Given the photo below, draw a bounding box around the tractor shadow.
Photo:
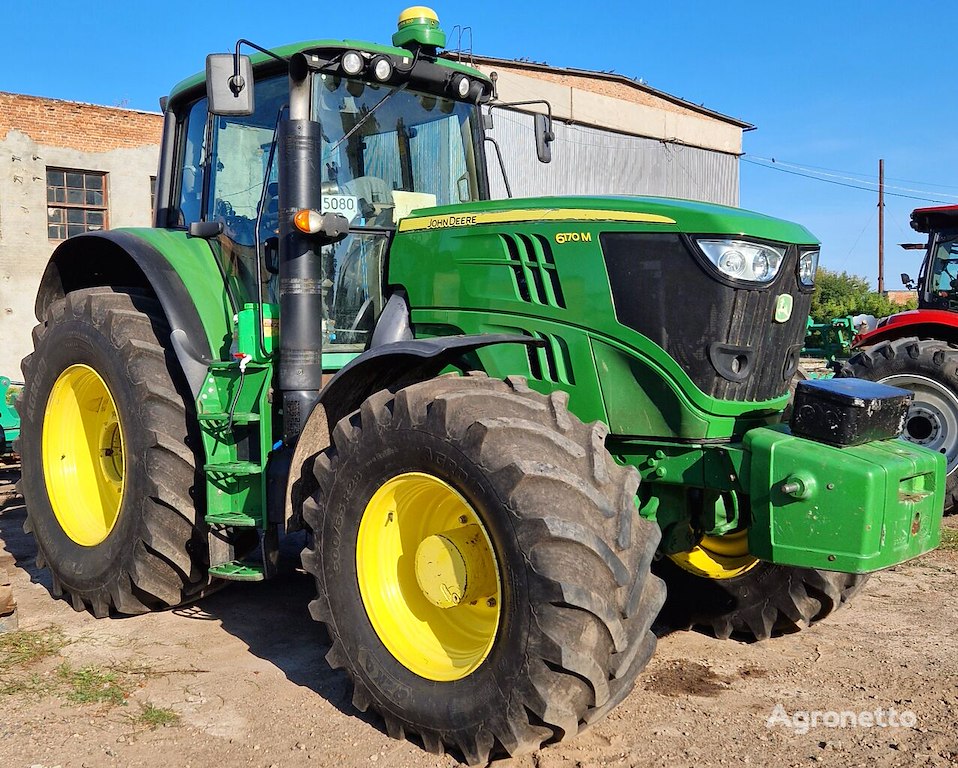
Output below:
[177,533,388,734]
[0,465,55,595]
[0,465,384,734]
[178,534,382,711]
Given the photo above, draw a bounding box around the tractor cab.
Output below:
[906,205,958,310]
[165,13,497,358]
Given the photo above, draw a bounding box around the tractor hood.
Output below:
[396,195,819,245]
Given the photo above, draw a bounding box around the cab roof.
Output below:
[912,205,958,233]
[168,38,490,103]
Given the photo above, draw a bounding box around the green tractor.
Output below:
[17,7,944,763]
[1,376,21,460]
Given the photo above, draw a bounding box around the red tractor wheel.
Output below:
[839,336,958,513]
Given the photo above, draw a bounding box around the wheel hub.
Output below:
[880,373,958,473]
[414,525,497,608]
[905,406,940,444]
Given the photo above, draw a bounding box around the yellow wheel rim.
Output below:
[669,530,759,580]
[356,472,501,682]
[41,364,125,547]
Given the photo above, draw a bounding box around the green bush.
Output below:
[810,268,917,323]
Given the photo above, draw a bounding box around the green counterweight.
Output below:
[745,426,943,572]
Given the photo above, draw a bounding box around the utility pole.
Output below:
[878,158,885,294]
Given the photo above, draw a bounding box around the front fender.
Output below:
[854,309,958,349]
[283,334,542,529]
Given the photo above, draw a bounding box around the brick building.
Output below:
[0,93,162,375]
[883,289,918,306]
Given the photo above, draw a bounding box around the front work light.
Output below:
[696,239,787,284]
[450,73,470,98]
[798,248,820,287]
[341,50,365,76]
[371,55,394,82]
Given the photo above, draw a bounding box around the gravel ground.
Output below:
[1,466,956,768]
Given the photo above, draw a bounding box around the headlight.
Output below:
[798,248,820,287]
[696,239,786,283]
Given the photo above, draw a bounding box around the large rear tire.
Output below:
[839,336,958,514]
[18,288,209,616]
[301,374,665,763]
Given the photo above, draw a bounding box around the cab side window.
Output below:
[172,97,209,228]
[204,75,288,303]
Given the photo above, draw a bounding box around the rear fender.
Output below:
[35,230,231,396]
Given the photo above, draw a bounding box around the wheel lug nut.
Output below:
[458,515,468,524]
[486,598,496,608]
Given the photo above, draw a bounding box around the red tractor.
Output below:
[841,205,958,512]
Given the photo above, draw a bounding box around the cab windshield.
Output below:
[311,73,484,228]
[930,234,958,292]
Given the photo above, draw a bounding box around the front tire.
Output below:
[301,374,664,763]
[19,288,208,616]
[655,549,867,641]
[839,336,958,514]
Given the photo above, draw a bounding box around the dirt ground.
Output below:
[1,465,956,768]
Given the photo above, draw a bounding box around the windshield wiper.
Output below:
[326,82,410,158]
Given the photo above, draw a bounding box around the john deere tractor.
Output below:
[18,7,944,763]
[0,376,21,460]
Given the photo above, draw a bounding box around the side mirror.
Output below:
[206,53,255,116]
[901,272,916,290]
[534,113,554,164]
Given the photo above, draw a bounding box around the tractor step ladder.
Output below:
[198,359,278,582]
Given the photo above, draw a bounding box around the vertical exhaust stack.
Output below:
[276,117,325,443]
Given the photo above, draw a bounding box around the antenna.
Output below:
[449,25,474,65]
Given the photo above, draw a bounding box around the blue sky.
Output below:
[4,1,954,289]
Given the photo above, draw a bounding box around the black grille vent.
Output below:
[500,233,565,309]
[526,332,575,385]
[601,232,812,402]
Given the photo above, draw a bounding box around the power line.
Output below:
[742,157,953,204]
[747,155,958,191]
[841,209,875,269]
[745,156,958,201]
[492,108,954,203]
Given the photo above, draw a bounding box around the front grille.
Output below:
[601,232,811,402]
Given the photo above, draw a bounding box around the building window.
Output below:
[46,168,108,240]
[150,175,157,217]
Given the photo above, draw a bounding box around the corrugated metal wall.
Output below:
[485,110,739,206]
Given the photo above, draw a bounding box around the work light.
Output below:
[341,50,364,76]
[371,55,394,82]
[450,73,470,98]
